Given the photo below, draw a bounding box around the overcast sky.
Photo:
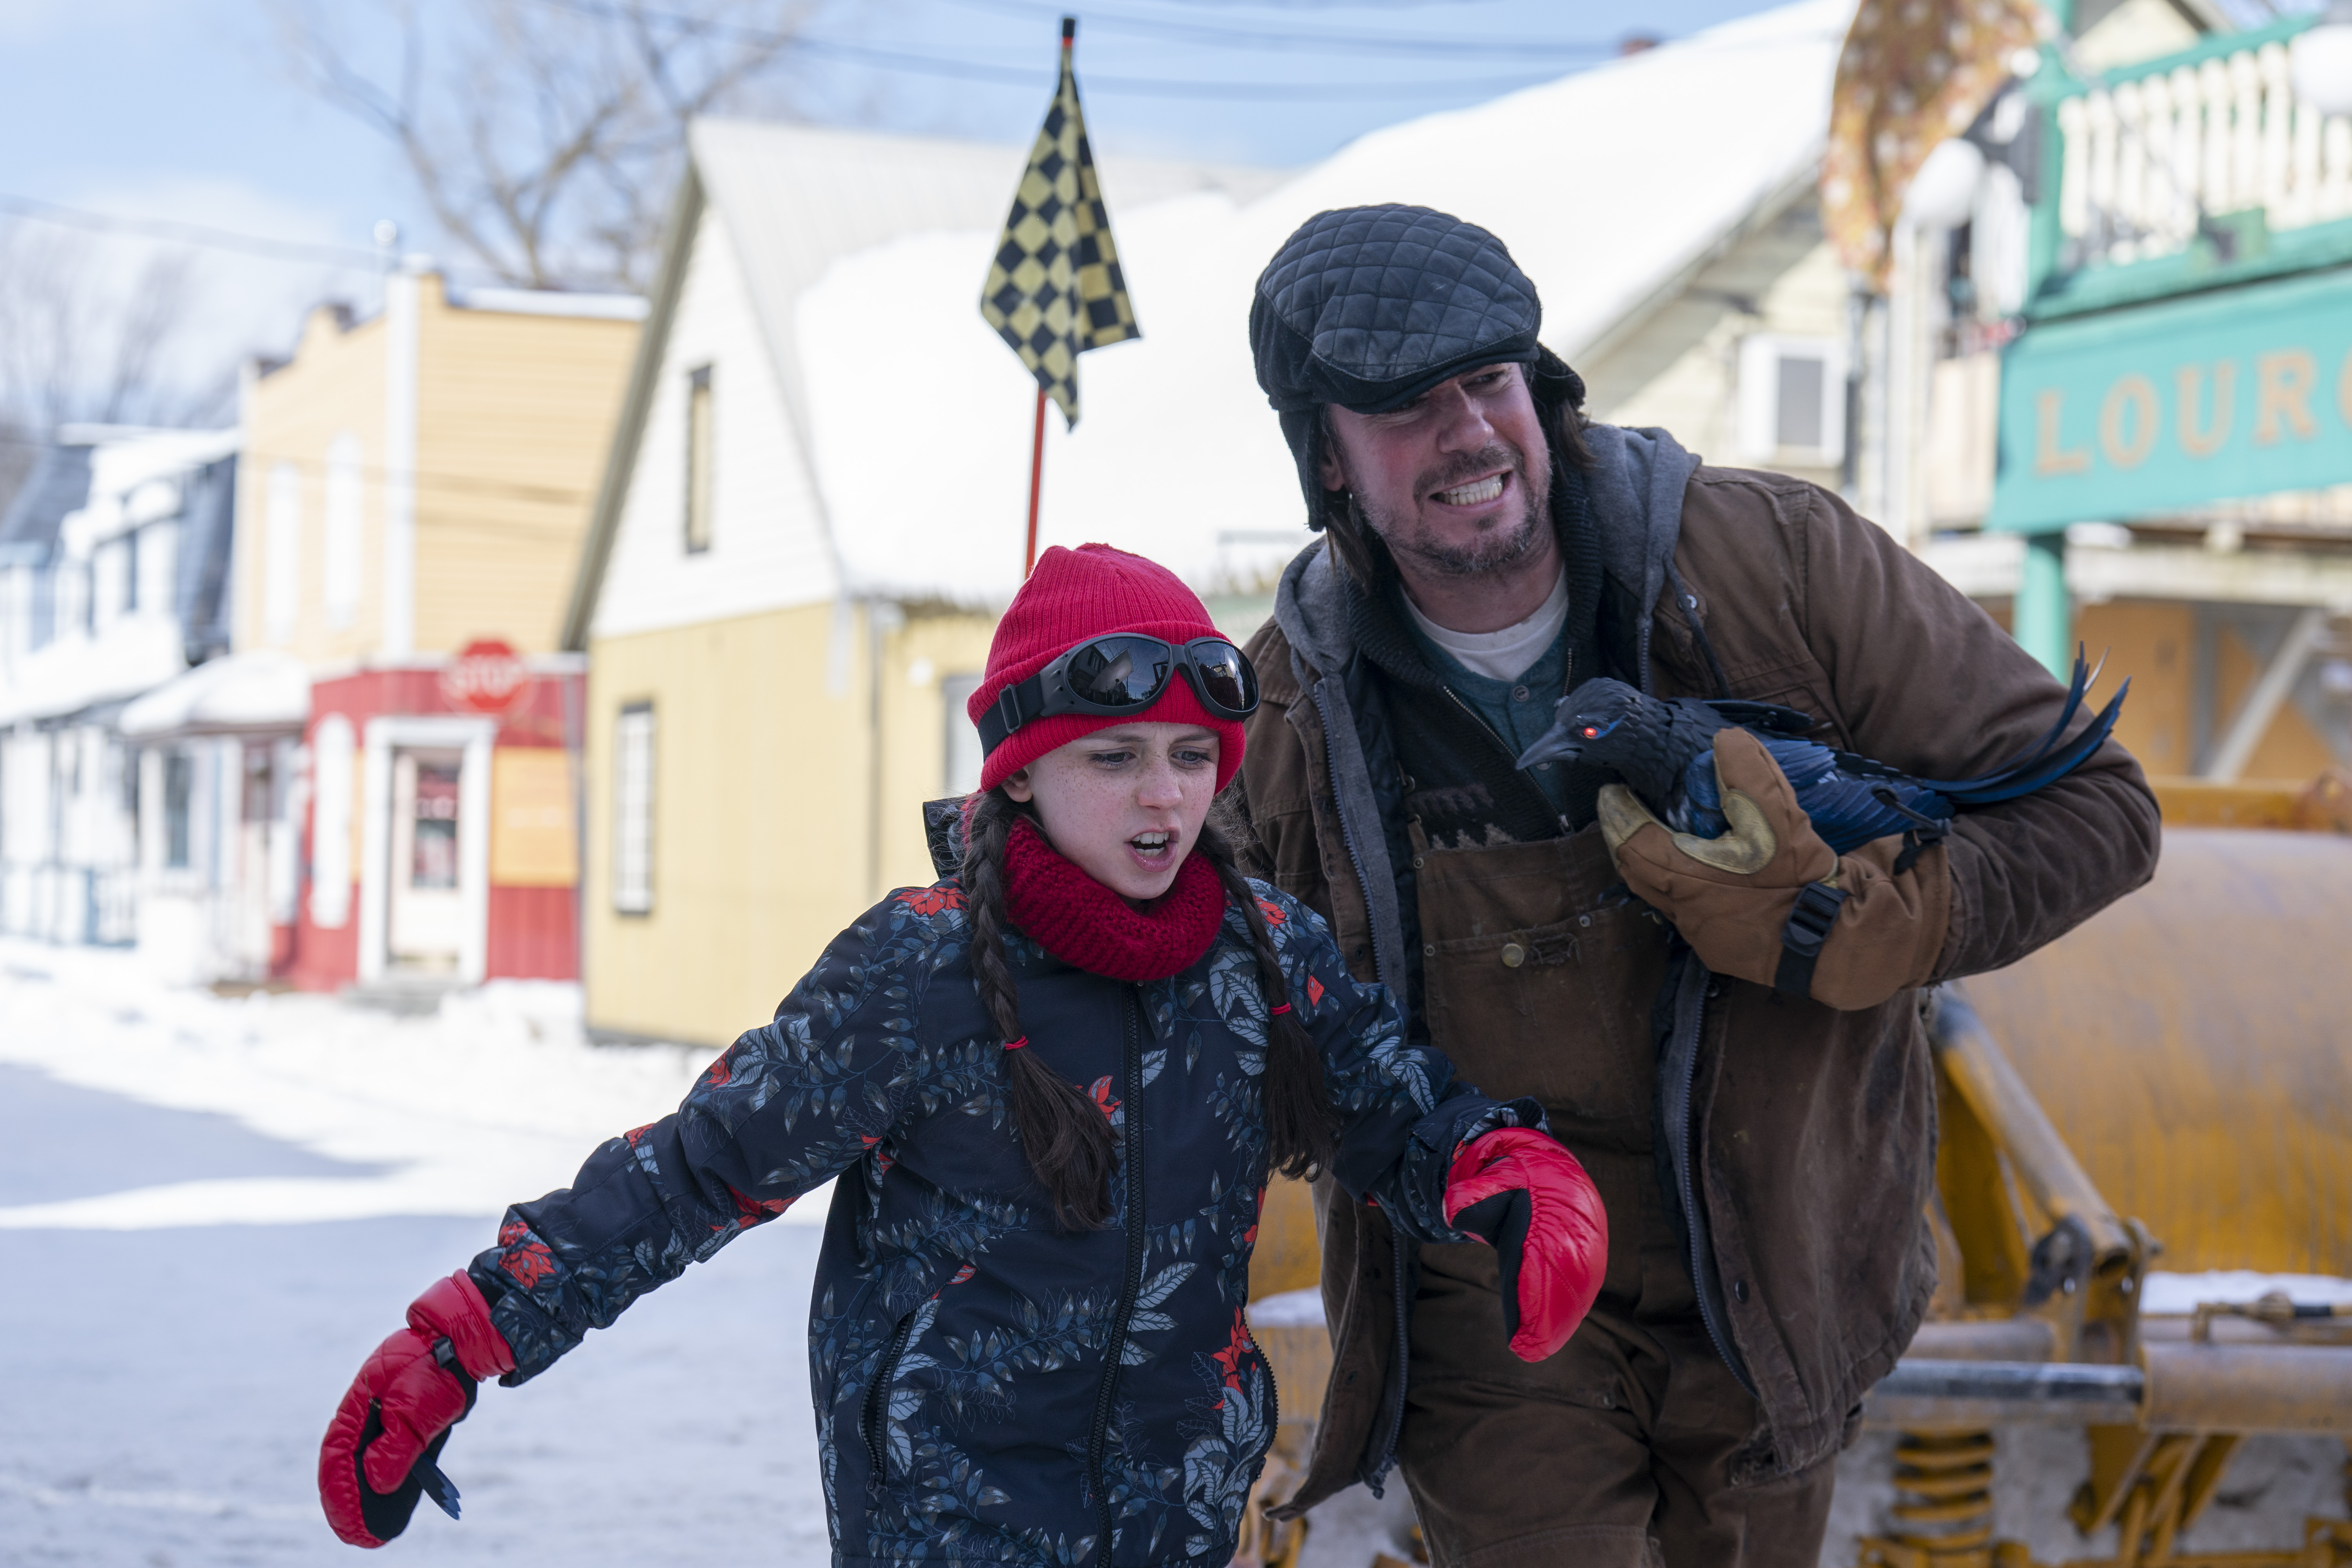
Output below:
[0,0,1799,412]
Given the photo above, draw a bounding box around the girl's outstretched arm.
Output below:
[467,890,962,1384]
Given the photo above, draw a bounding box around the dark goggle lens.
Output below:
[1187,640,1256,713]
[1065,637,1173,707]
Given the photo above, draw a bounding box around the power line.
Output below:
[936,0,1626,62]
[0,428,593,513]
[0,195,388,272]
[536,0,1578,99]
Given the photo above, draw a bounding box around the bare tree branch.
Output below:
[273,0,822,292]
[0,223,212,433]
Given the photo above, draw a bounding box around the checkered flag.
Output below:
[980,17,1139,429]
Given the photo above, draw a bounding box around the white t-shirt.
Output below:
[1399,568,1570,683]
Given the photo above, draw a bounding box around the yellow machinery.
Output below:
[1859,820,2352,1568]
[1239,781,2352,1568]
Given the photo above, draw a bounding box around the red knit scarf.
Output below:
[1002,818,1227,982]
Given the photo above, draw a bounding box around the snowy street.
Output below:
[0,938,837,1566]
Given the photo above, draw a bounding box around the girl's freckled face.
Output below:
[1002,723,1222,906]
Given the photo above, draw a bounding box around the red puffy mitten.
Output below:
[1442,1127,1608,1361]
[319,1271,514,1547]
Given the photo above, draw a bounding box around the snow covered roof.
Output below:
[563,120,1285,644]
[807,0,1849,606]
[0,443,91,570]
[60,427,240,554]
[119,649,310,740]
[0,427,242,726]
[445,286,650,321]
[568,0,1849,630]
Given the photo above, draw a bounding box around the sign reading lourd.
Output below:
[1989,268,2352,533]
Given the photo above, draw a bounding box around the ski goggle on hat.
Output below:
[976,634,1260,757]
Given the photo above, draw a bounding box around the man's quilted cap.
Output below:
[1251,205,1542,415]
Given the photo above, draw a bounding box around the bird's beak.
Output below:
[1516,723,1581,770]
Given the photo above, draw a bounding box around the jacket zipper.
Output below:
[1086,994,1147,1563]
[863,1308,920,1482]
[1308,683,1390,990]
[1664,964,1757,1399]
[1441,687,1561,806]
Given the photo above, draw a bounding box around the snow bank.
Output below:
[2141,1271,2352,1314]
[0,938,834,1229]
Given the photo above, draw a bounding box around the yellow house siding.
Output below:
[583,602,875,1045]
[414,292,637,655]
[874,610,1000,889]
[581,600,1003,1045]
[238,307,389,663]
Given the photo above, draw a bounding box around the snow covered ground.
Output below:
[0,937,843,1565]
[2,936,2343,1566]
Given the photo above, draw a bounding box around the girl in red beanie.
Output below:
[320,544,1607,1566]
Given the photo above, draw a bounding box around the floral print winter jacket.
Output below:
[469,876,1534,1567]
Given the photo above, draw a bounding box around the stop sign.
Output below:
[441,638,530,714]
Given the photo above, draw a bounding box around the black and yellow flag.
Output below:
[980,17,1138,429]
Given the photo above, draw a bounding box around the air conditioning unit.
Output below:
[1737,334,1847,467]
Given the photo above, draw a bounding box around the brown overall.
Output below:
[1397,821,1835,1568]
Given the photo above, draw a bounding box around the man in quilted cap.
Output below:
[1234,205,2158,1565]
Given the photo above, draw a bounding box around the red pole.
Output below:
[1024,384,1047,577]
[1024,19,1073,581]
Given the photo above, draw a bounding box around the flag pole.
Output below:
[1021,15,1076,581]
[1024,385,1047,576]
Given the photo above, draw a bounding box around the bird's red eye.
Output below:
[1581,726,1599,739]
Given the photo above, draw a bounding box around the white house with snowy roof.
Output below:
[561,1,1864,1047]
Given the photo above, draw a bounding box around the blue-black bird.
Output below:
[1515,651,2127,856]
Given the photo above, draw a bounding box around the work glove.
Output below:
[1441,1127,1608,1362]
[1597,728,1950,1011]
[319,1271,513,1548]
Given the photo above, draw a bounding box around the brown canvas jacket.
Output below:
[1238,443,2160,1512]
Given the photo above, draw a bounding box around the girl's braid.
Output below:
[961,789,1116,1229]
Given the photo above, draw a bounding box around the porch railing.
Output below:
[2052,21,2350,275]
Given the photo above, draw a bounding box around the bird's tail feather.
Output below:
[1990,646,2101,777]
[1937,679,2130,806]
[1907,646,2121,797]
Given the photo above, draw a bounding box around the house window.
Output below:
[324,433,364,629]
[265,461,302,642]
[163,751,193,869]
[940,673,985,796]
[684,366,714,555]
[1737,335,1846,466]
[612,702,655,914]
[310,714,354,929]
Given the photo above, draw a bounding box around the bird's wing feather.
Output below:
[1702,699,1816,735]
[1796,771,1950,854]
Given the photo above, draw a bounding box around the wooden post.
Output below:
[1024,385,1047,577]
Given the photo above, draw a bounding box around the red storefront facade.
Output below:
[287,657,583,994]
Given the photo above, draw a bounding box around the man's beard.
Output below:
[1350,441,1551,579]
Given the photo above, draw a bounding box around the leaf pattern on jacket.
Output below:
[466,877,1532,1566]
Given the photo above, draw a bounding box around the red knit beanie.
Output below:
[971,544,1247,795]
